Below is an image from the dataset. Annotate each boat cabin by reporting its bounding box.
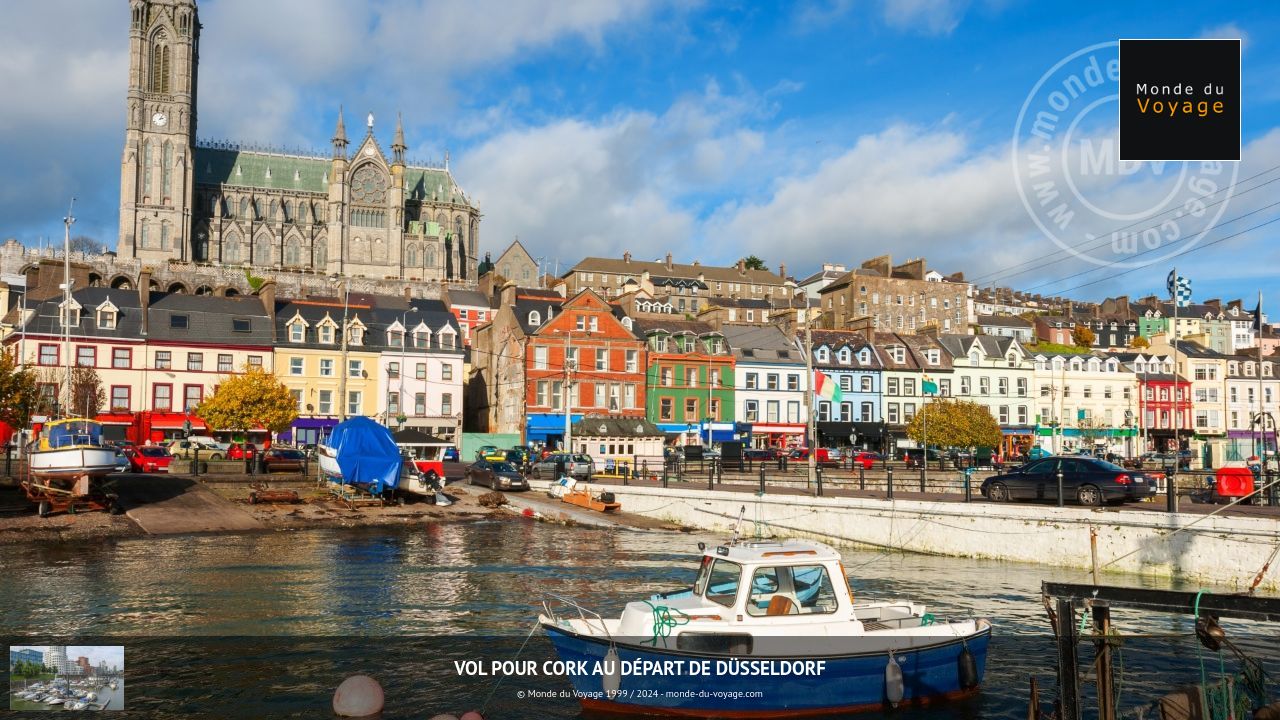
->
[38,419,104,450]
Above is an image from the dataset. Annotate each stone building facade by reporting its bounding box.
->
[115,0,479,283]
[817,255,973,334]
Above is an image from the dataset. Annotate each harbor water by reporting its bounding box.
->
[2,519,1277,718]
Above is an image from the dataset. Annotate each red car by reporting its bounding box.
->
[788,447,843,468]
[850,451,879,470]
[126,445,174,473]
[227,443,258,460]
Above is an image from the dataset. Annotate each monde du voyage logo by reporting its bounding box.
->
[1120,38,1241,161]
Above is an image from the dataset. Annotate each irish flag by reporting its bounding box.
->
[814,372,843,404]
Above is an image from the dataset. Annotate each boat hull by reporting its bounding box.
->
[543,624,989,717]
[29,447,119,479]
[317,447,342,480]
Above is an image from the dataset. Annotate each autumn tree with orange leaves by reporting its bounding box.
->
[194,366,297,435]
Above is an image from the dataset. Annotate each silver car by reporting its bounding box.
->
[531,453,594,480]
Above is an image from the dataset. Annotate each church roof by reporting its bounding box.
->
[196,147,330,194]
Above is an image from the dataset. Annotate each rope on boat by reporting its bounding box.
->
[641,601,690,646]
[479,619,541,714]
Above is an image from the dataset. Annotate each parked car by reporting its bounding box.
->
[476,445,506,462]
[531,453,595,480]
[226,443,259,461]
[850,451,879,470]
[260,448,307,473]
[125,445,174,473]
[902,448,942,468]
[742,448,779,462]
[1026,446,1052,461]
[167,439,226,461]
[465,460,530,491]
[443,447,460,462]
[112,448,130,473]
[980,456,1159,506]
[505,448,532,469]
[787,448,842,467]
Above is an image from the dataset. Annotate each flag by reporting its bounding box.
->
[814,372,842,404]
[1166,270,1192,308]
[1253,293,1263,333]
[922,375,938,395]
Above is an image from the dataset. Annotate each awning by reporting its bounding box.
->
[147,413,209,430]
[95,412,134,426]
[392,428,451,446]
[657,423,699,435]
[291,418,339,430]
[750,423,805,435]
[526,413,582,433]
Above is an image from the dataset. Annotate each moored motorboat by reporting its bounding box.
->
[540,538,991,717]
[29,419,120,480]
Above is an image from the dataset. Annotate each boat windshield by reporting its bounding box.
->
[696,558,742,608]
[745,564,838,616]
[46,421,102,448]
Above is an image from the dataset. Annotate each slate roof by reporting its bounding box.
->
[808,330,882,369]
[703,296,773,309]
[566,257,788,286]
[976,314,1034,329]
[444,288,491,309]
[571,415,665,438]
[509,288,565,335]
[22,288,145,340]
[720,325,802,365]
[147,293,273,346]
[1169,340,1229,359]
[632,318,720,337]
[276,295,460,353]
[937,333,1025,360]
[871,332,953,371]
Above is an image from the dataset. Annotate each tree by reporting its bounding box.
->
[906,399,1002,451]
[194,366,298,434]
[0,348,38,429]
[741,255,768,271]
[70,364,105,417]
[1128,335,1150,349]
[69,235,108,255]
[1071,324,1096,348]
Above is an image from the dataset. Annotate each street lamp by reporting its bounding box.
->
[330,275,350,421]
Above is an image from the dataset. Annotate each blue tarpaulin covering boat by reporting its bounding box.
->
[318,417,402,494]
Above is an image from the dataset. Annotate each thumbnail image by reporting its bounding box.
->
[9,646,124,711]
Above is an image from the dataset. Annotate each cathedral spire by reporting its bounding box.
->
[392,112,406,165]
[332,106,348,159]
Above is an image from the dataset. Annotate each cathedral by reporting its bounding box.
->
[116,0,480,283]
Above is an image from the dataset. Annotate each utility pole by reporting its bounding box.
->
[61,199,76,418]
[802,293,816,489]
[334,277,350,421]
[562,326,575,453]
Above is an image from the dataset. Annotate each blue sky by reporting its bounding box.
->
[12,645,124,669]
[1,0,1278,306]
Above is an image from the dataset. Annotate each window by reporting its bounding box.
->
[887,377,900,395]
[887,403,900,424]
[187,352,203,371]
[904,378,916,396]
[904,403,917,421]
[839,375,852,392]
[108,348,129,369]
[788,374,800,391]
[661,366,674,387]
[536,380,549,406]
[710,398,721,420]
[348,326,364,346]
[787,401,800,423]
[767,374,780,391]
[576,315,586,331]
[170,314,189,329]
[155,350,171,369]
[596,348,607,370]
[388,329,404,348]
[291,389,303,413]
[318,390,333,415]
[319,325,334,344]
[978,377,990,395]
[940,379,951,396]
[319,358,334,377]
[534,347,548,370]
[660,397,674,420]
[745,400,759,422]
[152,384,172,411]
[745,373,758,390]
[348,360,362,378]
[625,350,638,373]
[387,392,401,415]
[184,385,202,411]
[232,318,251,333]
[1017,406,1028,424]
[347,391,362,417]
[1083,386,1093,398]
[745,564,836,616]
[38,344,58,366]
[860,376,872,392]
[960,377,971,395]
[861,402,874,422]
[442,364,453,381]
[624,384,636,409]
[686,368,698,388]
[414,393,426,415]
[998,405,1009,424]
[76,346,96,367]
[97,308,117,330]
[684,397,699,421]
[217,354,234,373]
[387,361,400,378]
[1017,378,1028,397]
[997,378,1008,396]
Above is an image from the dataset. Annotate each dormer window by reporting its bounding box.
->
[816,347,830,363]
[838,348,851,364]
[388,328,405,348]
[439,330,456,350]
[318,324,334,344]
[969,351,980,365]
[890,346,905,363]
[622,317,633,330]
[97,308,117,330]
[528,311,541,326]
[926,350,939,365]
[170,314,188,330]
[289,322,305,343]
[859,349,871,364]
[348,326,364,346]
[413,330,430,349]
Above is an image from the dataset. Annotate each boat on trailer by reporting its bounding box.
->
[540,538,991,717]
[29,419,119,480]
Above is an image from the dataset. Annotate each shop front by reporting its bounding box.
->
[1000,426,1036,459]
[815,421,885,451]
[281,418,338,447]
[748,422,806,450]
[525,413,583,449]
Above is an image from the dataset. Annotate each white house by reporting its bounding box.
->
[720,325,808,450]
[375,301,464,442]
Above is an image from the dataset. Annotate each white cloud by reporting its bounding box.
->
[882,0,971,35]
[1199,22,1249,49]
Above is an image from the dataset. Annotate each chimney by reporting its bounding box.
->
[1204,298,1221,312]
[137,268,151,336]
[893,258,926,281]
[255,280,277,342]
[623,251,632,264]
[665,253,673,270]
[778,262,786,279]
[500,281,518,308]
[861,255,891,278]
[737,259,746,275]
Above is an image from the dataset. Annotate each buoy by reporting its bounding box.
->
[522,508,535,518]
[884,655,904,707]
[460,713,485,720]
[602,647,622,698]
[958,646,979,689]
[332,675,384,717]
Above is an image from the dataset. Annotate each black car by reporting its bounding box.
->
[981,456,1158,506]
[742,448,779,462]
[465,460,530,491]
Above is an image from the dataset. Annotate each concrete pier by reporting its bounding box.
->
[529,481,1280,591]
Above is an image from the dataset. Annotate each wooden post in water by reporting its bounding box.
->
[1054,597,1080,720]
[1094,603,1115,720]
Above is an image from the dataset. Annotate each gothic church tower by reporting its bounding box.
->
[117,0,199,262]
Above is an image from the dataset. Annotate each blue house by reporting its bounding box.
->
[809,330,884,448]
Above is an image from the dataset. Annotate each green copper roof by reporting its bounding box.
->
[402,166,461,203]
[195,147,330,194]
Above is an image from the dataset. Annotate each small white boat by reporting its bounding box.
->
[317,444,342,480]
[29,419,119,480]
[109,681,118,690]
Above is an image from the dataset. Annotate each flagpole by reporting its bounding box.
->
[1171,268,1180,456]
[922,380,928,489]
[1258,289,1265,460]
[803,297,815,491]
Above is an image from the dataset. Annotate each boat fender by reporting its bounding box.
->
[599,491,616,504]
[602,647,622,698]
[958,645,979,689]
[884,654,904,707]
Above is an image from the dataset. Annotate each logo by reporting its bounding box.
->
[1119,39,1241,161]
[1013,42,1239,269]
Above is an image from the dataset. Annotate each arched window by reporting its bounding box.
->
[454,216,465,243]
[284,239,300,266]
[139,220,150,249]
[211,195,221,216]
[314,237,327,267]
[143,141,154,199]
[269,200,278,221]
[224,233,241,263]
[282,200,292,223]
[160,221,170,251]
[405,243,419,267]
[528,311,541,326]
[149,32,171,93]
[239,198,249,218]
[162,141,173,200]
[425,244,436,268]
[297,201,308,223]
[254,235,271,265]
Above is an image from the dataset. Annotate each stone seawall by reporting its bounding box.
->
[531,481,1280,591]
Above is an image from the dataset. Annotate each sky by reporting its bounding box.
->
[1,0,1278,306]
[12,645,125,669]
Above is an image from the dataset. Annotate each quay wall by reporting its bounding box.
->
[534,482,1280,591]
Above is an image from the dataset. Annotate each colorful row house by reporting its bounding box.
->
[638,319,737,445]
